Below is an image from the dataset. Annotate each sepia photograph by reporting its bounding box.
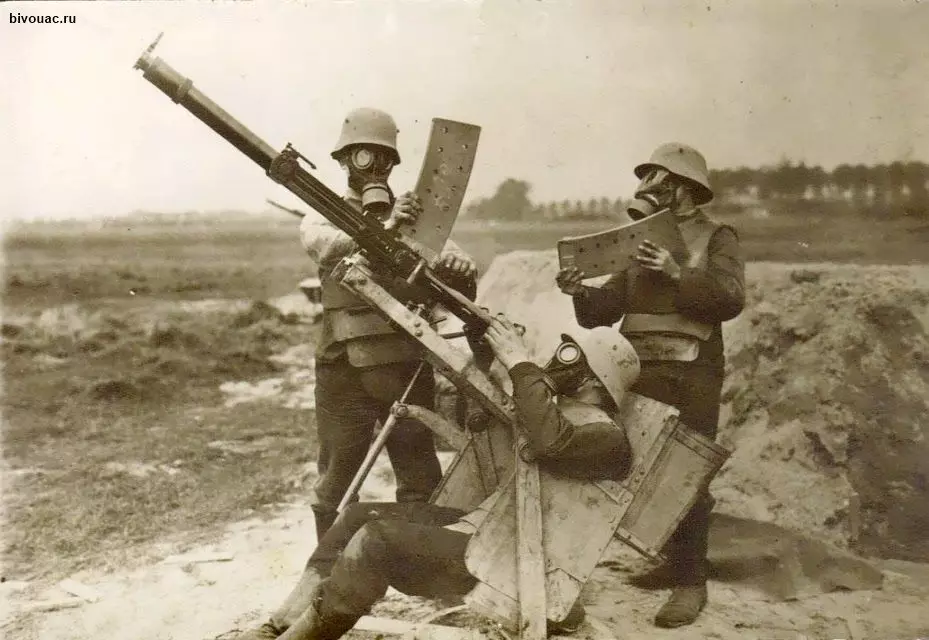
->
[2,1,928,639]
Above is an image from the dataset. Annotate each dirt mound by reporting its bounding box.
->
[476,250,602,362]
[479,253,929,561]
[721,263,929,561]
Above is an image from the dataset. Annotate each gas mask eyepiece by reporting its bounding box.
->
[346,146,396,215]
[543,336,594,395]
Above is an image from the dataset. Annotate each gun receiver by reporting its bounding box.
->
[133,36,491,330]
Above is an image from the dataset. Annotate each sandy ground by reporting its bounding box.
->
[3,460,929,640]
[4,266,929,640]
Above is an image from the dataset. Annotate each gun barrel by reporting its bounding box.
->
[134,48,278,171]
[134,39,493,331]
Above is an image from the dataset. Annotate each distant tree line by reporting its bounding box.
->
[710,160,929,212]
[464,160,929,221]
[464,179,627,222]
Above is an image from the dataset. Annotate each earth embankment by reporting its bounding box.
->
[477,252,929,561]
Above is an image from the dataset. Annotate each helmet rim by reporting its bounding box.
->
[634,143,713,205]
[331,107,401,165]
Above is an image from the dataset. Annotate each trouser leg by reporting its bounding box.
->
[312,360,381,537]
[278,519,475,640]
[359,363,443,504]
[305,502,466,575]
[631,363,723,585]
[322,519,476,620]
[271,503,465,636]
[665,492,714,585]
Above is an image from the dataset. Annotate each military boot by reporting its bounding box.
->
[274,594,357,640]
[312,506,339,542]
[269,567,326,631]
[235,568,324,640]
[653,495,712,628]
[654,584,707,628]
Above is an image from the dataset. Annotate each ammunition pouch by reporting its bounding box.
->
[621,313,713,362]
[329,307,397,343]
[345,334,422,368]
[321,272,421,367]
[622,313,713,340]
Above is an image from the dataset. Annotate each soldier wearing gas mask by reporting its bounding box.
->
[233,318,637,640]
[299,107,477,544]
[556,143,745,628]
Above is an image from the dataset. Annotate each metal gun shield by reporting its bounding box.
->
[556,209,688,278]
[402,119,481,261]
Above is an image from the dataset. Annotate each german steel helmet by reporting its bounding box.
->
[634,142,713,205]
[331,107,401,165]
[573,328,640,409]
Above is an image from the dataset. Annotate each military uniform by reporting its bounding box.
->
[271,352,634,640]
[300,194,476,538]
[571,206,744,587]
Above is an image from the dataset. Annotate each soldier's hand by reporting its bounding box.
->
[556,267,586,296]
[436,252,477,280]
[384,191,423,230]
[636,240,682,281]
[483,315,530,370]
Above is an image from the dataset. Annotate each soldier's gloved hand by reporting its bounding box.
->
[384,191,423,231]
[435,252,477,280]
[636,240,682,281]
[556,267,586,296]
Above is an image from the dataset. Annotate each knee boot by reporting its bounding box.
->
[654,496,713,628]
[633,493,715,590]
[234,568,324,640]
[269,567,326,631]
[275,589,358,640]
[312,506,339,542]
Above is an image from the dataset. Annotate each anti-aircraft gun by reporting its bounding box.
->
[133,34,491,333]
[133,35,729,640]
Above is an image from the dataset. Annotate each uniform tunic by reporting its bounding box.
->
[299,361,630,632]
[300,194,476,529]
[571,208,745,584]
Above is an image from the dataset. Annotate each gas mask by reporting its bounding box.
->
[542,336,596,396]
[342,145,396,215]
[628,167,681,220]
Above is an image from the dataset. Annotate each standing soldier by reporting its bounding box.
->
[235,111,476,640]
[556,143,745,628]
[302,108,477,539]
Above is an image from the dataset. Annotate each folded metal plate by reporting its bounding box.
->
[401,118,481,261]
[556,209,688,278]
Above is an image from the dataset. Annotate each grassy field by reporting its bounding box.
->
[2,204,927,580]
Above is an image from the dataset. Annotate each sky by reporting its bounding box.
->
[1,0,927,220]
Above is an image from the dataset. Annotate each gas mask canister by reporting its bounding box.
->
[344,145,396,215]
[627,167,678,221]
[543,335,595,396]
